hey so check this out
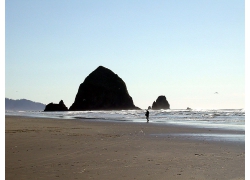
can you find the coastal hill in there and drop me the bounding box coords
[5,98,45,111]
[69,66,140,111]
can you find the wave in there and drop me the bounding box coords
[5,109,245,131]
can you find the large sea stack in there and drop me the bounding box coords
[69,66,140,111]
[152,95,170,110]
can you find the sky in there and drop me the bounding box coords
[4,0,245,110]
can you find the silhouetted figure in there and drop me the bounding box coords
[145,110,149,123]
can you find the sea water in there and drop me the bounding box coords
[5,109,245,129]
[6,109,245,142]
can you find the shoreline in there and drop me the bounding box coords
[5,114,245,144]
[6,116,245,179]
[5,113,245,131]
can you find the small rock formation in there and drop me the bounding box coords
[69,66,140,110]
[44,100,68,111]
[152,96,170,110]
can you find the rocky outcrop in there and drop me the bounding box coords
[69,66,140,111]
[187,107,192,110]
[44,100,68,111]
[152,96,170,110]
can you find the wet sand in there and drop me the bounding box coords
[5,116,244,180]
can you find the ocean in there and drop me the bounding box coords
[5,109,245,130]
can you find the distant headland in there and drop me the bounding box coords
[5,98,46,111]
[44,66,170,111]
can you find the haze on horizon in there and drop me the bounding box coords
[5,0,245,110]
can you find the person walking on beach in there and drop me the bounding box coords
[145,109,149,123]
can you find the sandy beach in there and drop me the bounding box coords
[5,116,244,180]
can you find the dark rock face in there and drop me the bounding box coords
[69,66,139,111]
[152,96,170,110]
[44,100,68,111]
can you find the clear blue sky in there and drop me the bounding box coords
[5,0,245,109]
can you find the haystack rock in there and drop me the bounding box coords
[152,96,170,110]
[69,66,140,111]
[44,100,68,111]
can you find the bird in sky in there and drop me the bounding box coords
[214,92,218,94]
